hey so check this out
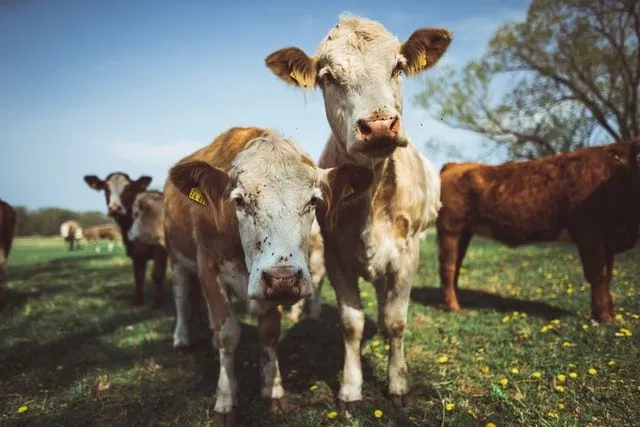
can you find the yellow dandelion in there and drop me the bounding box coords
[569,372,578,379]
[476,355,485,361]
[477,347,485,353]
[486,423,497,427]
[554,385,565,393]
[436,355,449,364]
[445,402,455,411]
[372,340,380,347]
[367,301,374,307]
[531,371,542,378]
[374,409,383,418]
[547,411,559,418]
[551,319,561,325]
[501,315,511,324]
[582,324,590,330]
[562,341,575,348]
[540,325,551,333]
[512,311,520,318]
[615,328,632,337]
[558,403,565,410]
[384,343,390,351]
[510,367,519,374]
[608,360,616,367]
[499,378,508,386]
[327,411,338,419]
[309,384,318,391]
[557,374,566,382]
[588,368,597,376]
[632,314,639,319]
[17,405,28,414]
[520,312,528,318]
[568,363,576,368]
[615,313,623,321]
[481,365,490,374]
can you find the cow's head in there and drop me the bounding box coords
[128,192,164,246]
[266,14,452,159]
[169,132,373,302]
[83,173,152,218]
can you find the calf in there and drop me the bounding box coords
[437,140,640,324]
[164,126,372,420]
[82,224,121,253]
[266,14,448,405]
[127,191,165,247]
[83,173,168,307]
[0,199,16,306]
[60,220,83,251]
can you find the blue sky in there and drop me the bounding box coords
[0,0,529,211]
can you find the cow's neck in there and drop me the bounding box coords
[113,214,133,246]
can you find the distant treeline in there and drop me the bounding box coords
[12,206,115,237]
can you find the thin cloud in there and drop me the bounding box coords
[105,139,203,167]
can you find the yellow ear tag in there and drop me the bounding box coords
[343,185,355,199]
[188,187,207,205]
[289,70,298,83]
[419,55,428,69]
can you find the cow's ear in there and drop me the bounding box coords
[317,163,374,230]
[84,175,105,191]
[133,175,152,191]
[265,47,318,89]
[401,28,453,75]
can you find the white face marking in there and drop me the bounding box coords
[229,134,323,300]
[316,16,407,154]
[106,174,131,215]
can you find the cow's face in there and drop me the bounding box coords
[266,14,452,160]
[84,173,152,218]
[169,132,373,302]
[128,192,164,245]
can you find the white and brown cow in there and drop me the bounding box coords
[266,14,450,406]
[60,220,83,251]
[82,223,121,253]
[127,191,165,247]
[83,173,168,307]
[164,126,372,420]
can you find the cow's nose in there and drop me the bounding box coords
[108,204,123,216]
[354,115,400,143]
[260,266,303,301]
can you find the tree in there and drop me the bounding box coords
[416,0,640,160]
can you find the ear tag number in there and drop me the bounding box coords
[189,187,207,205]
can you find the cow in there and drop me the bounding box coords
[436,140,640,324]
[81,223,121,253]
[60,220,83,251]
[83,173,168,307]
[164,126,373,421]
[127,191,165,247]
[0,199,16,306]
[265,13,449,406]
[287,218,326,321]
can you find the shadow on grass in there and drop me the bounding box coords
[411,286,573,320]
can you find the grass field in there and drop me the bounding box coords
[0,233,638,426]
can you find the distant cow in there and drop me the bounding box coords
[437,140,640,324]
[0,199,16,306]
[82,224,121,253]
[60,220,83,251]
[265,14,448,405]
[127,191,164,247]
[83,173,168,307]
[164,126,372,419]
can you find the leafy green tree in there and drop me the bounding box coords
[416,0,640,160]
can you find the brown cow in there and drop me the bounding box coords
[265,14,448,405]
[82,223,121,253]
[60,220,83,251]
[164,126,372,420]
[83,173,168,307]
[0,199,16,306]
[437,140,640,324]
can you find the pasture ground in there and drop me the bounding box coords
[0,233,638,426]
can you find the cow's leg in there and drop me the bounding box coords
[132,257,147,305]
[574,235,614,324]
[454,229,472,291]
[308,274,324,320]
[326,252,363,404]
[287,298,305,322]
[172,263,193,349]
[257,302,286,406]
[437,225,463,311]
[151,247,168,309]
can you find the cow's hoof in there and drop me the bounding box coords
[213,408,237,427]
[593,313,615,325]
[390,393,411,408]
[337,398,362,413]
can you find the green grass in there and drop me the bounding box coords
[0,232,638,426]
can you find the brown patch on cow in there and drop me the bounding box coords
[401,28,453,76]
[0,199,16,306]
[437,140,640,324]
[265,47,318,89]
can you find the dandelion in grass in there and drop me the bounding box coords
[531,371,542,378]
[562,341,575,348]
[615,313,623,321]
[486,423,497,427]
[608,360,616,367]
[547,411,559,418]
[551,319,561,325]
[17,405,28,414]
[557,374,566,382]
[569,372,578,379]
[309,384,318,391]
[540,325,552,333]
[481,365,490,374]
[499,378,508,386]
[510,367,519,374]
[582,324,590,330]
[374,409,383,418]
[501,315,510,324]
[554,385,565,393]
[558,403,565,410]
[588,368,597,376]
[436,355,449,364]
[384,344,390,351]
[445,402,455,411]
[615,328,632,337]
[327,411,338,419]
